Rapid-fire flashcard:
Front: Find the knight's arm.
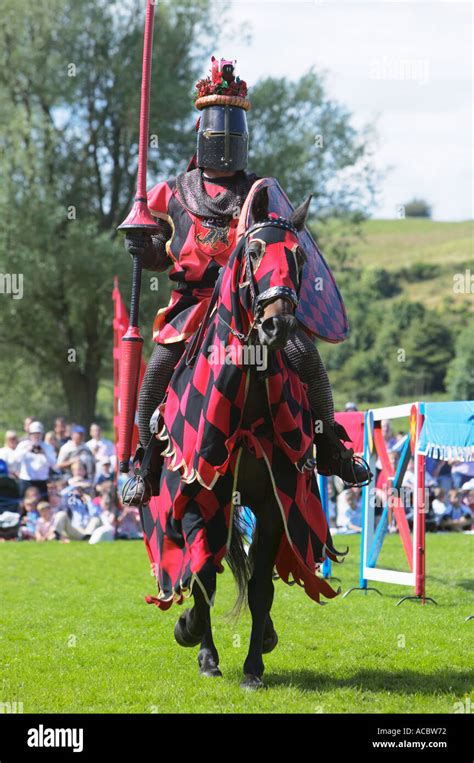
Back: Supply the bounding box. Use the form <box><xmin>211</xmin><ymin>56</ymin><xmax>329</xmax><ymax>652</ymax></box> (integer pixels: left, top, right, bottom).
<box><xmin>124</xmin><ymin>180</ymin><xmax>174</xmax><ymax>272</ymax></box>
<box><xmin>125</xmin><ymin>218</ymin><xmax>173</xmax><ymax>272</ymax></box>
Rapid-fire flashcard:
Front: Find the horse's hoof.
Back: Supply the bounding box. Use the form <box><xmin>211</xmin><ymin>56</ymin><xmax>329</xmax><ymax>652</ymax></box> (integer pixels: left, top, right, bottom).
<box><xmin>200</xmin><ymin>667</ymin><xmax>223</xmax><ymax>678</ymax></box>
<box><xmin>241</xmin><ymin>674</ymin><xmax>266</xmax><ymax>691</ymax></box>
<box><xmin>174</xmin><ymin>610</ymin><xmax>202</xmax><ymax>648</ymax></box>
<box><xmin>198</xmin><ymin>649</ymin><xmax>222</xmax><ymax>678</ymax></box>
<box><xmin>262</xmin><ymin>629</ymin><xmax>278</xmax><ymax>654</ymax></box>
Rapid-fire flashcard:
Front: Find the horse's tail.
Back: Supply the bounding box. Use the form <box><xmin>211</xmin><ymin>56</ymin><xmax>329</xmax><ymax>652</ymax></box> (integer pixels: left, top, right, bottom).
<box><xmin>225</xmin><ymin>509</ymin><xmax>253</xmax><ymax>617</ymax></box>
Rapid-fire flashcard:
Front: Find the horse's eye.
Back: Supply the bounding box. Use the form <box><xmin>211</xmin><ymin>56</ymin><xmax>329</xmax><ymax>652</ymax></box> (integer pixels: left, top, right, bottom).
<box><xmin>248</xmin><ymin>241</ymin><xmax>262</xmax><ymax>260</ymax></box>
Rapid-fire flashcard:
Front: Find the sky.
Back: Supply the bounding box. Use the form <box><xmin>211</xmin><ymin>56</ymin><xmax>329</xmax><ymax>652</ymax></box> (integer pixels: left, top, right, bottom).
<box><xmin>215</xmin><ymin>0</ymin><xmax>473</xmax><ymax>220</ymax></box>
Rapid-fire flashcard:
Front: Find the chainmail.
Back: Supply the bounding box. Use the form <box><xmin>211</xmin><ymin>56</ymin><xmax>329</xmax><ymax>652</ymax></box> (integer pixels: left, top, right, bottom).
<box><xmin>176</xmin><ymin>168</ymin><xmax>258</xmax><ymax>221</ymax></box>
<box><xmin>284</xmin><ymin>329</ymin><xmax>335</xmax><ymax>425</ymax></box>
<box><xmin>137</xmin><ymin>341</ymin><xmax>186</xmax><ymax>446</ymax></box>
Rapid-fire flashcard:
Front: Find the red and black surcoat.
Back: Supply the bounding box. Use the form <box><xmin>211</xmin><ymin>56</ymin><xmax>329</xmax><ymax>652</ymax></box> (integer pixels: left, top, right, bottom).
<box><xmin>147</xmin><ymin>169</ymin><xmax>258</xmax><ymax>344</ymax></box>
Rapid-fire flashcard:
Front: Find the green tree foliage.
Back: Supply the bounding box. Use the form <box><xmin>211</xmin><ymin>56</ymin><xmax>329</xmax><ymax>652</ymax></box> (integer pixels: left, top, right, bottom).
<box><xmin>389</xmin><ymin>314</ymin><xmax>454</xmax><ymax>397</ymax></box>
<box><xmin>0</xmin><ymin>0</ymin><xmax>218</xmax><ymax>426</ymax></box>
<box><xmin>445</xmin><ymin>325</ymin><xmax>474</xmax><ymax>400</ymax></box>
<box><xmin>0</xmin><ymin>4</ymin><xmax>378</xmax><ymax>427</ymax></box>
<box><xmin>403</xmin><ymin>198</ymin><xmax>432</xmax><ymax>218</ymax></box>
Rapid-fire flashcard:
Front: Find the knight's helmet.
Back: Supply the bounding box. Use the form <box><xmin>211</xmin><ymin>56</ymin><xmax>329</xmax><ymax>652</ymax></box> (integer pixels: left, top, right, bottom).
<box><xmin>194</xmin><ymin>56</ymin><xmax>251</xmax><ymax>172</ymax></box>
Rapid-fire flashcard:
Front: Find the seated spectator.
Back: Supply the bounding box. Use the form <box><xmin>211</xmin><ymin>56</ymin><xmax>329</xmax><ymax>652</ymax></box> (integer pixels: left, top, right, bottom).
<box><xmin>35</xmin><ymin>501</ymin><xmax>56</xmax><ymax>541</ymax></box>
<box><xmin>375</xmin><ymin>426</ymin><xmax>399</xmax><ymax>476</ymax></box>
<box><xmin>44</xmin><ymin>431</ymin><xmax>60</xmax><ymax>454</ymax></box>
<box><xmin>440</xmin><ymin>489</ymin><xmax>472</xmax><ymax>532</ymax></box>
<box><xmin>92</xmin><ymin>480</ymin><xmax>114</xmax><ymax>509</ymax></box>
<box><xmin>54</xmin><ymin>484</ymin><xmax>102</xmax><ymax>541</ymax></box>
<box><xmin>46</xmin><ymin>480</ymin><xmax>64</xmax><ymax>514</ymax></box>
<box><xmin>87</xmin><ymin>423</ymin><xmax>114</xmax><ymax>464</ymax></box>
<box><xmin>460</xmin><ymin>482</ymin><xmax>474</xmax><ymax>525</ymax></box>
<box><xmin>56</xmin><ymin>425</ymin><xmax>95</xmax><ymax>480</ymax></box>
<box><xmin>388</xmin><ymin>449</ymin><xmax>400</xmax><ymax>473</ymax></box>
<box><xmin>344</xmin><ymin>402</ymin><xmax>358</xmax><ymax>412</ymax></box>
<box><xmin>336</xmin><ymin>487</ymin><xmax>362</xmax><ymax>533</ymax></box>
<box><xmin>0</xmin><ymin>431</ymin><xmax>19</xmax><ymax>476</ymax></box>
<box><xmin>116</xmin><ymin>504</ymin><xmax>143</xmax><ymax>540</ymax></box>
<box><xmin>0</xmin><ymin>459</ymin><xmax>21</xmax><ymax>540</ymax></box>
<box><xmin>428</xmin><ymin>459</ymin><xmax>453</xmax><ymax>491</ymax></box>
<box><xmin>13</xmin><ymin>422</ymin><xmax>57</xmax><ymax>498</ymax></box>
<box><xmin>89</xmin><ymin>493</ymin><xmax>117</xmax><ymax>544</ymax></box>
<box><xmin>431</xmin><ymin>487</ymin><xmax>448</xmax><ymax>526</ymax></box>
<box><xmin>402</xmin><ymin>457</ymin><xmax>437</xmax><ymax>490</ymax></box>
<box><xmin>382</xmin><ymin>419</ymin><xmax>398</xmax><ymax>451</ymax></box>
<box><xmin>95</xmin><ymin>457</ymin><xmax>115</xmax><ymax>486</ymax></box>
<box><xmin>20</xmin><ymin>417</ymin><xmax>34</xmax><ymax>442</ymax></box>
<box><xmin>68</xmin><ymin>459</ymin><xmax>93</xmax><ymax>494</ymax></box>
<box><xmin>53</xmin><ymin>417</ymin><xmax>70</xmax><ymax>447</ymax></box>
<box><xmin>19</xmin><ymin>486</ymin><xmax>41</xmax><ymax>540</ymax></box>
<box><xmin>341</xmin><ymin>488</ymin><xmax>363</xmax><ymax>534</ymax></box>
<box><xmin>451</xmin><ymin>460</ymin><xmax>474</xmax><ymax>490</ymax></box>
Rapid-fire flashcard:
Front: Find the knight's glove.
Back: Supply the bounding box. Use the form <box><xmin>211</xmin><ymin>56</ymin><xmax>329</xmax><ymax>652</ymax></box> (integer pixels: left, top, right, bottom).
<box><xmin>124</xmin><ymin>221</ymin><xmax>172</xmax><ymax>272</ymax></box>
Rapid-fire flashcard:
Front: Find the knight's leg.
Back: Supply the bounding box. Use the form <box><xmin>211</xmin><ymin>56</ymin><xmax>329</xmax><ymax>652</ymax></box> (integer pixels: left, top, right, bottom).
<box><xmin>137</xmin><ymin>340</ymin><xmax>185</xmax><ymax>446</ymax></box>
<box><xmin>284</xmin><ymin>327</ymin><xmax>334</xmax><ymax>423</ymax></box>
<box><xmin>284</xmin><ymin>328</ymin><xmax>371</xmax><ymax>486</ymax></box>
<box><xmin>123</xmin><ymin>341</ymin><xmax>185</xmax><ymax>504</ymax></box>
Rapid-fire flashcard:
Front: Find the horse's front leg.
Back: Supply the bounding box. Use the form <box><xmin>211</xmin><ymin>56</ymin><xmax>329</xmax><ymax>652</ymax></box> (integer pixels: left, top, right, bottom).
<box><xmin>174</xmin><ymin>558</ymin><xmax>222</xmax><ymax>677</ymax></box>
<box><xmin>242</xmin><ymin>516</ymin><xmax>283</xmax><ymax>690</ymax></box>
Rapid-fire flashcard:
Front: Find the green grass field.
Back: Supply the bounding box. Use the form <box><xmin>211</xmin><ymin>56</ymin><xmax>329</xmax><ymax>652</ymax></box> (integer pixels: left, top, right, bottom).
<box><xmin>1</xmin><ymin>533</ymin><xmax>472</xmax><ymax>714</ymax></box>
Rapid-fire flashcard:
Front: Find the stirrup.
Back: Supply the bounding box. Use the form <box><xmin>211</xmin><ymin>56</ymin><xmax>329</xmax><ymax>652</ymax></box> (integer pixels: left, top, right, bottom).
<box><xmin>122</xmin><ymin>472</ymin><xmax>152</xmax><ymax>507</ymax></box>
<box><xmin>315</xmin><ymin>421</ymin><xmax>373</xmax><ymax>488</ymax></box>
<box><xmin>338</xmin><ymin>453</ymin><xmax>372</xmax><ymax>488</ymax></box>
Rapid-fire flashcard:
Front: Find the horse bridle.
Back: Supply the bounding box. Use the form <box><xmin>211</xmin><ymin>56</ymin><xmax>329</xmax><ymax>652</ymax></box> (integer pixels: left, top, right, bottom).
<box><xmin>185</xmin><ymin>217</ymin><xmax>302</xmax><ymax>365</ymax></box>
<box><xmin>243</xmin><ymin>217</ymin><xmax>300</xmax><ymax>319</ymax></box>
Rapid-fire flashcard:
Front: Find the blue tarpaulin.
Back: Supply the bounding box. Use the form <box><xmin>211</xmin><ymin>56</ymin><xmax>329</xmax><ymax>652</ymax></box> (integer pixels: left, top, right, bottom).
<box><xmin>418</xmin><ymin>401</ymin><xmax>474</xmax><ymax>461</ymax></box>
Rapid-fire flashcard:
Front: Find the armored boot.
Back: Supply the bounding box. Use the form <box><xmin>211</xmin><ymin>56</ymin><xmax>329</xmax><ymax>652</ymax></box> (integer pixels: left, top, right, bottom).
<box><xmin>122</xmin><ymin>437</ymin><xmax>164</xmax><ymax>507</ymax></box>
<box><xmin>314</xmin><ymin>421</ymin><xmax>372</xmax><ymax>487</ymax></box>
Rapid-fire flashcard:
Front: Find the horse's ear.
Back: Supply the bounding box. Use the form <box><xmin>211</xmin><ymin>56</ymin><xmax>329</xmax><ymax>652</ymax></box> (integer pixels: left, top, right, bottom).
<box><xmin>290</xmin><ymin>195</ymin><xmax>312</xmax><ymax>231</ymax></box>
<box><xmin>251</xmin><ymin>186</ymin><xmax>269</xmax><ymax>223</ymax></box>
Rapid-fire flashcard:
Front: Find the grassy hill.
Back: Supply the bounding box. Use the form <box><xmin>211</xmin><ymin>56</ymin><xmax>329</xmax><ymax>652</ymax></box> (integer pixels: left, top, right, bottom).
<box><xmin>334</xmin><ymin>218</ymin><xmax>473</xmax><ymax>310</ymax></box>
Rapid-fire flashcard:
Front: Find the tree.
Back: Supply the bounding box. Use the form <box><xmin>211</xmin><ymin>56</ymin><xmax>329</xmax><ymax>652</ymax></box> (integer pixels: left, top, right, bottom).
<box><xmin>403</xmin><ymin>198</ymin><xmax>432</xmax><ymax>218</ymax></box>
<box><xmin>446</xmin><ymin>325</ymin><xmax>474</xmax><ymax>400</ymax></box>
<box><xmin>0</xmin><ymin>0</ymin><xmax>219</xmax><ymax>426</ymax></box>
<box><xmin>0</xmin><ymin>3</ymin><xmax>378</xmax><ymax>427</ymax></box>
<box><xmin>390</xmin><ymin>314</ymin><xmax>454</xmax><ymax>397</ymax></box>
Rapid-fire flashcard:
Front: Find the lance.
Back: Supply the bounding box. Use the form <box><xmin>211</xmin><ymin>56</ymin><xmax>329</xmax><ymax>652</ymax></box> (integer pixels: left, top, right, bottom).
<box><xmin>117</xmin><ymin>0</ymin><xmax>160</xmax><ymax>473</ymax></box>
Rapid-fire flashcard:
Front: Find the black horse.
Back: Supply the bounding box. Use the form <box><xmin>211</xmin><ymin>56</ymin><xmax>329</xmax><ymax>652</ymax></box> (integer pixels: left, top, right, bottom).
<box><xmin>142</xmin><ymin>187</ymin><xmax>344</xmax><ymax>689</ymax></box>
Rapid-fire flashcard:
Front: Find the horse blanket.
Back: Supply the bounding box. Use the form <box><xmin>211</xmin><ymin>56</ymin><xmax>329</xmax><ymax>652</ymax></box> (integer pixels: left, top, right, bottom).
<box><xmin>140</xmin><ymin>229</ymin><xmax>345</xmax><ymax>610</ymax></box>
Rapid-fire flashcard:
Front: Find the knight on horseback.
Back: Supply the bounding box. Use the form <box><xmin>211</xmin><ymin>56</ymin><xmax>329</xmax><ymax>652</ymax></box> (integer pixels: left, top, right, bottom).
<box><xmin>123</xmin><ymin>57</ymin><xmax>371</xmax><ymax>507</ymax></box>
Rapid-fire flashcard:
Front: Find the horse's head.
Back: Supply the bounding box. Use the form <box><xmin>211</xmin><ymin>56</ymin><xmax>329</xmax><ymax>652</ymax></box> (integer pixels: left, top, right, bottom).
<box><xmin>244</xmin><ymin>187</ymin><xmax>311</xmax><ymax>351</ymax></box>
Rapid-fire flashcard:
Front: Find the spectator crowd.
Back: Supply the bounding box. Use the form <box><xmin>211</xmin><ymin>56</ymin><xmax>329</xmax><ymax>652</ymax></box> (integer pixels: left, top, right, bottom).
<box><xmin>0</xmin><ymin>410</ymin><xmax>472</xmax><ymax>543</ymax></box>
<box><xmin>325</xmin><ymin>415</ymin><xmax>474</xmax><ymax>535</ymax></box>
<box><xmin>0</xmin><ymin>417</ymin><xmax>142</xmax><ymax>544</ymax></box>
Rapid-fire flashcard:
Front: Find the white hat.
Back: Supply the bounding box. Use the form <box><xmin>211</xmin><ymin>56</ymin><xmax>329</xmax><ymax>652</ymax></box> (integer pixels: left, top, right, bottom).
<box><xmin>29</xmin><ymin>421</ymin><xmax>44</xmax><ymax>434</ymax></box>
<box><xmin>460</xmin><ymin>478</ymin><xmax>474</xmax><ymax>491</ymax></box>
